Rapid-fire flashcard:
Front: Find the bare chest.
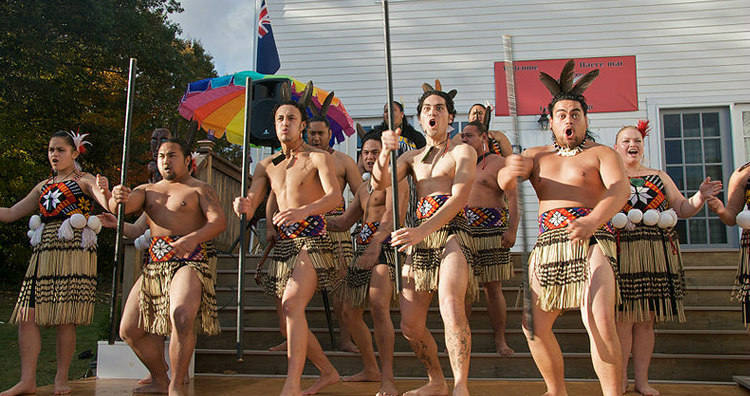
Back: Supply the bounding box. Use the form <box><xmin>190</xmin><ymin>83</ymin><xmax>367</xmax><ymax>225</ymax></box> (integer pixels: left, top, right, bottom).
<box><xmin>363</xmin><ymin>188</ymin><xmax>387</xmax><ymax>222</ymax></box>
<box><xmin>533</xmin><ymin>153</ymin><xmax>602</xmax><ymax>190</ymax></box>
<box><xmin>267</xmin><ymin>157</ymin><xmax>317</xmax><ymax>193</ymax></box>
<box><xmin>146</xmin><ymin>187</ymin><xmax>198</xmax><ymax>212</ymax></box>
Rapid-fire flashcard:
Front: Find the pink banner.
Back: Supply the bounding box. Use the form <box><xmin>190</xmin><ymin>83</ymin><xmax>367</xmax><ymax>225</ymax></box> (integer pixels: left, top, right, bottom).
<box><xmin>494</xmin><ymin>56</ymin><xmax>638</xmax><ymax>116</ymax></box>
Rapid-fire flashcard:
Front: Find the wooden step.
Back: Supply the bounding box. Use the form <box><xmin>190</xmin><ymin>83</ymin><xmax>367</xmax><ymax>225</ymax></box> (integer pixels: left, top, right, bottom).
<box><xmin>197</xmin><ymin>326</ymin><xmax>750</xmax><ymax>356</ymax></box>
<box><xmin>216</xmin><ymin>305</ymin><xmax>748</xmax><ymax>331</ymax></box>
<box><xmin>194</xmin><ymin>348</ymin><xmax>750</xmax><ymax>382</ymax></box>
<box><xmin>683</xmin><ymin>265</ymin><xmax>737</xmax><ymax>286</ymax></box>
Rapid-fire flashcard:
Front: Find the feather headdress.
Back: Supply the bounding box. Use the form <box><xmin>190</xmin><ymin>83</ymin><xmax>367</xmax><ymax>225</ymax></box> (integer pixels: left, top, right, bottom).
<box><xmin>538</xmin><ymin>59</ymin><xmax>599</xmax><ymax>101</ymax></box>
<box><xmin>636</xmin><ymin>119</ymin><xmax>651</xmax><ymax>138</ymax></box>
<box><xmin>68</xmin><ymin>130</ymin><xmax>92</xmax><ymax>153</ymax></box>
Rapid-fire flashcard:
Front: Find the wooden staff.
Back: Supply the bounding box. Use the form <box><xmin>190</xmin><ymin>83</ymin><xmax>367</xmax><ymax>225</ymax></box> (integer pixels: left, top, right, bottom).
<box><xmin>381</xmin><ymin>0</ymin><xmax>402</xmax><ymax>292</ymax></box>
<box><xmin>502</xmin><ymin>35</ymin><xmax>533</xmax><ymax>339</ymax></box>
<box><xmin>236</xmin><ymin>76</ymin><xmax>254</xmax><ymax>361</ymax></box>
<box><xmin>109</xmin><ymin>58</ymin><xmax>137</xmax><ymax>344</ymax></box>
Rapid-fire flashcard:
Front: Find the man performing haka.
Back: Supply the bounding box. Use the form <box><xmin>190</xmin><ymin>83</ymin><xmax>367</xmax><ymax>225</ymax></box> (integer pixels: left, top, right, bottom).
<box><xmin>458</xmin><ymin>120</ymin><xmax>519</xmax><ymax>356</ymax></box>
<box><xmin>373</xmin><ymin>83</ymin><xmax>477</xmax><ymax>396</ymax></box>
<box><xmin>233</xmin><ymin>98</ymin><xmax>343</xmax><ymax>396</ymax></box>
<box><xmin>326</xmin><ymin>132</ymin><xmax>408</xmax><ymax>396</ymax></box>
<box><xmin>501</xmin><ymin>60</ymin><xmax>629</xmax><ymax>396</ymax></box>
<box><xmin>306</xmin><ymin>93</ymin><xmax>363</xmax><ymax>353</ymax></box>
<box><xmin>110</xmin><ymin>138</ymin><xmax>227</xmax><ymax>396</ymax></box>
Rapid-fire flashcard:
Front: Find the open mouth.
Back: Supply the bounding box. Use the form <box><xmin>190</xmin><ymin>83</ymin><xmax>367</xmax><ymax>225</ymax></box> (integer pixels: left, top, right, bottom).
<box><xmin>565</xmin><ymin>127</ymin><xmax>574</xmax><ymax>138</ymax></box>
<box><xmin>628</xmin><ymin>148</ymin><xmax>639</xmax><ymax>155</ymax></box>
<box><xmin>429</xmin><ymin>119</ymin><xmax>436</xmax><ymax>127</ymax></box>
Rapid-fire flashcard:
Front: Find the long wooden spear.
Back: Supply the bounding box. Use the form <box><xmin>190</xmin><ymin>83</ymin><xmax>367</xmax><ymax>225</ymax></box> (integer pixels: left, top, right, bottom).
<box><xmin>236</xmin><ymin>77</ymin><xmax>254</xmax><ymax>361</ymax></box>
<box><xmin>109</xmin><ymin>58</ymin><xmax>137</xmax><ymax>344</ymax></box>
<box><xmin>381</xmin><ymin>0</ymin><xmax>402</xmax><ymax>292</ymax></box>
<box><xmin>502</xmin><ymin>35</ymin><xmax>533</xmax><ymax>339</ymax></box>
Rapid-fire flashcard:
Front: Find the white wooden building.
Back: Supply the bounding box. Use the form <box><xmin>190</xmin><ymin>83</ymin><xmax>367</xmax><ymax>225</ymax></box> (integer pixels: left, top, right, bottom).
<box><xmin>263</xmin><ymin>0</ymin><xmax>750</xmax><ymax>249</ymax></box>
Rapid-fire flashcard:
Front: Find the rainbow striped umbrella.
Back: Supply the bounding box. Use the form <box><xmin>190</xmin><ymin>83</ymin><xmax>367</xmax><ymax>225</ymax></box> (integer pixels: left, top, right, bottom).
<box><xmin>178</xmin><ymin>71</ymin><xmax>356</xmax><ymax>146</ymax></box>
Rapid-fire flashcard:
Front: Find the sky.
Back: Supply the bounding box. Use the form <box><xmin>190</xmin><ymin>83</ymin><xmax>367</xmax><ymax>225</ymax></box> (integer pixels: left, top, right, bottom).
<box><xmin>169</xmin><ymin>0</ymin><xmax>256</xmax><ymax>76</ymax></box>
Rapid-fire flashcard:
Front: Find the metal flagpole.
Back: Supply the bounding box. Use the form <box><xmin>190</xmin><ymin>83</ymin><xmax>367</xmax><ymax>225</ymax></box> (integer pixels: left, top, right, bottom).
<box><xmin>502</xmin><ymin>35</ymin><xmax>533</xmax><ymax>339</ymax></box>
<box><xmin>109</xmin><ymin>58</ymin><xmax>137</xmax><ymax>344</ymax></box>
<box><xmin>236</xmin><ymin>77</ymin><xmax>254</xmax><ymax>361</ymax></box>
<box><xmin>381</xmin><ymin>0</ymin><xmax>402</xmax><ymax>293</ymax></box>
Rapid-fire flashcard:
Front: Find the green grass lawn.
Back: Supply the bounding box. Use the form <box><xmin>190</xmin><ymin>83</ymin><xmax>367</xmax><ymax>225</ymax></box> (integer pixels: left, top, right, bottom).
<box><xmin>0</xmin><ymin>289</ymin><xmax>112</xmax><ymax>390</ymax></box>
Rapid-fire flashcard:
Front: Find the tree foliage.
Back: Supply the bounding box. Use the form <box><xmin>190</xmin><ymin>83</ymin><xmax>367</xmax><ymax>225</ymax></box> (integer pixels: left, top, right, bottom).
<box><xmin>0</xmin><ymin>0</ymin><xmax>217</xmax><ymax>284</ymax></box>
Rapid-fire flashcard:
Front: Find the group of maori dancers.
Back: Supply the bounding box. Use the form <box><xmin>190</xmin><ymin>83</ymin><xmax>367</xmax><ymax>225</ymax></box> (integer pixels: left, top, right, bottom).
<box><xmin>1</xmin><ymin>59</ymin><xmax>747</xmax><ymax>396</ymax></box>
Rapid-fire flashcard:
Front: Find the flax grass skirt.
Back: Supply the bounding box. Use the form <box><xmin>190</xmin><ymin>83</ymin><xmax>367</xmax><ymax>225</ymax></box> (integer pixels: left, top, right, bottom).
<box><xmin>11</xmin><ymin>219</ymin><xmax>97</xmax><ymax>326</ymax></box>
<box><xmin>616</xmin><ymin>226</ymin><xmax>686</xmax><ymax>323</ymax></box>
<box><xmin>263</xmin><ymin>235</ymin><xmax>343</xmax><ymax>298</ymax></box>
<box><xmin>411</xmin><ymin>217</ymin><xmax>474</xmax><ymax>299</ymax></box>
<box><xmin>529</xmin><ymin>228</ymin><xmax>618</xmax><ymax>312</ymax></box>
<box><xmin>139</xmin><ymin>253</ymin><xmax>220</xmax><ymax>336</ymax></box>
<box><xmin>457</xmin><ymin>223</ymin><xmax>513</xmax><ymax>286</ymax></box>
<box><xmin>340</xmin><ymin>243</ymin><xmax>400</xmax><ymax>308</ymax></box>
<box><xmin>736</xmin><ymin>230</ymin><xmax>750</xmax><ymax>329</ymax></box>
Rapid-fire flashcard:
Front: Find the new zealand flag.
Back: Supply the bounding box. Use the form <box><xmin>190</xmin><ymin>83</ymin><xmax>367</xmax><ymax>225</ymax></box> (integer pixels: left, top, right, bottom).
<box><xmin>256</xmin><ymin>0</ymin><xmax>281</xmax><ymax>74</ymax></box>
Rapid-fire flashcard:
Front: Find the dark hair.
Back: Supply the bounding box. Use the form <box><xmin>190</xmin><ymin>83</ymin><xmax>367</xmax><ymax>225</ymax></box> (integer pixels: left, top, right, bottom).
<box><xmin>360</xmin><ymin>131</ymin><xmax>382</xmax><ymax>149</ymax></box>
<box><xmin>385</xmin><ymin>101</ymin><xmax>404</xmax><ymax>113</ymax></box>
<box><xmin>51</xmin><ymin>130</ymin><xmax>76</xmax><ymax>150</ymax></box>
<box><xmin>158</xmin><ymin>137</ymin><xmax>191</xmax><ymax>158</ymax></box>
<box><xmin>308</xmin><ymin>115</ymin><xmax>330</xmax><ymax>128</ymax></box>
<box><xmin>272</xmin><ymin>100</ymin><xmax>308</xmax><ymax>123</ymax></box>
<box><xmin>465</xmin><ymin>120</ymin><xmax>487</xmax><ymax>135</ymax></box>
<box><xmin>547</xmin><ymin>92</ymin><xmax>589</xmax><ymax>117</ymax></box>
<box><xmin>417</xmin><ymin>91</ymin><xmax>456</xmax><ymax>116</ymax></box>
<box><xmin>469</xmin><ymin>103</ymin><xmax>486</xmax><ymax>112</ymax></box>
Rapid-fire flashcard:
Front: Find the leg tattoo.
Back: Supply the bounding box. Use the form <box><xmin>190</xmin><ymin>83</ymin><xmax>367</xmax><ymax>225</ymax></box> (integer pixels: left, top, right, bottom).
<box><xmin>445</xmin><ymin>327</ymin><xmax>471</xmax><ymax>371</ymax></box>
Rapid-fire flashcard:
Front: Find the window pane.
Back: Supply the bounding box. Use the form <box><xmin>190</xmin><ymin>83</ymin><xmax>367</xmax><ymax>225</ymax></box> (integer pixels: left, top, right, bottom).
<box><xmin>709</xmin><ymin>219</ymin><xmax>728</xmax><ymax>244</ymax></box>
<box><xmin>675</xmin><ymin>220</ymin><xmax>687</xmax><ymax>244</ymax></box>
<box><xmin>702</xmin><ymin>112</ymin><xmax>720</xmax><ymax>137</ymax></box>
<box><xmin>684</xmin><ymin>140</ymin><xmax>702</xmax><ymax>164</ymax></box>
<box><xmin>685</xmin><ymin>166</ymin><xmax>704</xmax><ymax>190</ymax></box>
<box><xmin>744</xmin><ymin>111</ymin><xmax>750</xmax><ymax>136</ymax></box>
<box><xmin>665</xmin><ymin>140</ymin><xmax>683</xmax><ymax>164</ymax></box>
<box><xmin>745</xmin><ymin>138</ymin><xmax>750</xmax><ymax>162</ymax></box>
<box><xmin>667</xmin><ymin>166</ymin><xmax>684</xmax><ymax>190</ymax></box>
<box><xmin>664</xmin><ymin>114</ymin><xmax>681</xmax><ymax>138</ymax></box>
<box><xmin>683</xmin><ymin>113</ymin><xmax>700</xmax><ymax>137</ymax></box>
<box><xmin>704</xmin><ymin>138</ymin><xmax>721</xmax><ymax>163</ymax></box>
<box><xmin>705</xmin><ymin>165</ymin><xmax>723</xmax><ymax>183</ymax></box>
<box><xmin>688</xmin><ymin>218</ymin><xmax>707</xmax><ymax>244</ymax></box>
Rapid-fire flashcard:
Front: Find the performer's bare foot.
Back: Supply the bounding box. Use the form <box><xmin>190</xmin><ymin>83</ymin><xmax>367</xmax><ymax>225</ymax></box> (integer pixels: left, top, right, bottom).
<box><xmin>342</xmin><ymin>369</ymin><xmax>380</xmax><ymax>382</ymax></box>
<box><xmin>268</xmin><ymin>340</ymin><xmax>287</xmax><ymax>351</ymax></box>
<box><xmin>0</xmin><ymin>380</ymin><xmax>36</xmax><ymax>396</ymax></box>
<box><xmin>139</xmin><ymin>372</ymin><xmax>190</xmax><ymax>384</ymax></box>
<box><xmin>401</xmin><ymin>380</ymin><xmax>449</xmax><ymax>396</ymax></box>
<box><xmin>133</xmin><ymin>382</ymin><xmax>169</xmax><ymax>394</ymax></box>
<box><xmin>495</xmin><ymin>341</ymin><xmax>515</xmax><ymax>356</ymax></box>
<box><xmin>338</xmin><ymin>340</ymin><xmax>360</xmax><ymax>353</ymax></box>
<box><xmin>302</xmin><ymin>370</ymin><xmax>340</xmax><ymax>395</ymax></box>
<box><xmin>375</xmin><ymin>378</ymin><xmax>399</xmax><ymax>396</ymax></box>
<box><xmin>53</xmin><ymin>374</ymin><xmax>71</xmax><ymax>395</ymax></box>
<box><xmin>635</xmin><ymin>383</ymin><xmax>659</xmax><ymax>396</ymax></box>
<box><xmin>168</xmin><ymin>383</ymin><xmax>189</xmax><ymax>396</ymax></box>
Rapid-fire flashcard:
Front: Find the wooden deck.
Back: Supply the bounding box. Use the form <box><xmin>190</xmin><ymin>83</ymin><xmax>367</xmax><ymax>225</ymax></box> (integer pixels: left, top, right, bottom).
<box><xmin>36</xmin><ymin>376</ymin><xmax>750</xmax><ymax>395</ymax></box>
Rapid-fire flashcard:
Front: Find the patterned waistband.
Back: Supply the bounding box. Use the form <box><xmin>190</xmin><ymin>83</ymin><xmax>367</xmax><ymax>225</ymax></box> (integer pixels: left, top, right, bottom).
<box><xmin>538</xmin><ymin>207</ymin><xmax>614</xmax><ymax>234</ymax></box>
<box><xmin>358</xmin><ymin>221</ymin><xmax>392</xmax><ymax>245</ymax></box>
<box><xmin>416</xmin><ymin>195</ymin><xmax>450</xmax><ymax>220</ymax></box>
<box><xmin>278</xmin><ymin>215</ymin><xmax>327</xmax><ymax>239</ymax></box>
<box><xmin>325</xmin><ymin>202</ymin><xmax>345</xmax><ymax>217</ymax></box>
<box><xmin>148</xmin><ymin>236</ymin><xmax>208</xmax><ymax>263</ymax></box>
<box><xmin>463</xmin><ymin>207</ymin><xmax>508</xmax><ymax>227</ymax></box>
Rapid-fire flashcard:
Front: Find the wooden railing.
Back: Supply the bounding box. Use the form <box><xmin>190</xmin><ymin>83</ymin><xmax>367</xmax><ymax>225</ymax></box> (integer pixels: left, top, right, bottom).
<box><xmin>192</xmin><ymin>139</ymin><xmax>249</xmax><ymax>253</ymax></box>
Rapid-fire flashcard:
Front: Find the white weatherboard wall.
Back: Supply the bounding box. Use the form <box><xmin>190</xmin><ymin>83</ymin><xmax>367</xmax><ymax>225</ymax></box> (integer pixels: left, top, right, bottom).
<box><xmin>262</xmin><ymin>0</ymin><xmax>750</xmax><ymax>245</ymax></box>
